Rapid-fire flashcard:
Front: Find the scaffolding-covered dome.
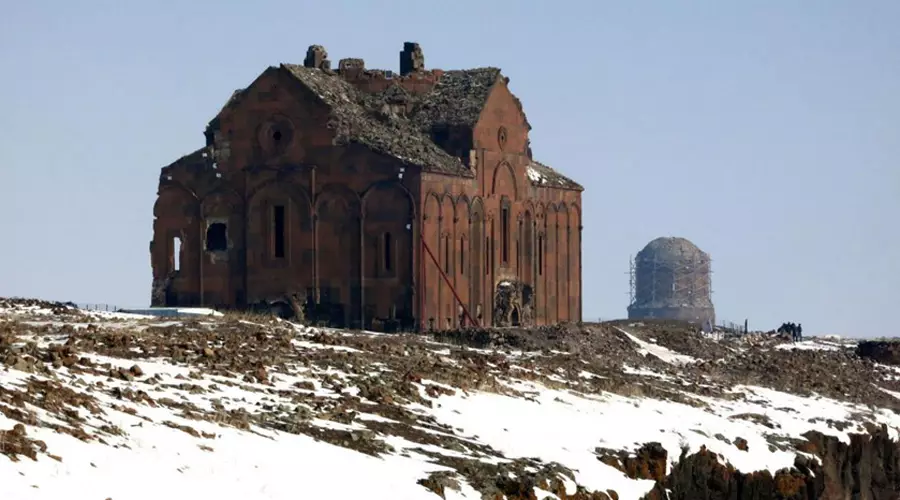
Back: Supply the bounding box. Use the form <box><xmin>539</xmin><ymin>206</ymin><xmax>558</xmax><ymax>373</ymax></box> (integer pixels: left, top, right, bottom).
<box><xmin>628</xmin><ymin>236</ymin><xmax>715</xmax><ymax>326</ymax></box>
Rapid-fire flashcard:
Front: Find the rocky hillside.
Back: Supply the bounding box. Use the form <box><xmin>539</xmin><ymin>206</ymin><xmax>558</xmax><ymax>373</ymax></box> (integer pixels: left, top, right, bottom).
<box><xmin>1</xmin><ymin>298</ymin><xmax>899</xmax><ymax>500</ymax></box>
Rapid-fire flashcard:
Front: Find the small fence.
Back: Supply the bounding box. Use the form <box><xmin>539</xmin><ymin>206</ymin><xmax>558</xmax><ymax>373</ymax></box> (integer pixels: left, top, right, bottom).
<box><xmin>76</xmin><ymin>303</ymin><xmax>126</xmax><ymax>313</ymax></box>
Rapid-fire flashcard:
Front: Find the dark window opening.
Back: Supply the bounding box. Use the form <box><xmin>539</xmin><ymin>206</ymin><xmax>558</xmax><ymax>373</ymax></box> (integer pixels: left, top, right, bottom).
<box><xmin>433</xmin><ymin>127</ymin><xmax>450</xmax><ymax>146</ymax></box>
<box><xmin>538</xmin><ymin>235</ymin><xmax>544</xmax><ymax>275</ymax></box>
<box><xmin>444</xmin><ymin>236</ymin><xmax>450</xmax><ymax>274</ymax></box>
<box><xmin>173</xmin><ymin>237</ymin><xmax>182</xmax><ymax>272</ymax></box>
<box><xmin>273</xmin><ymin>205</ymin><xmax>286</xmax><ymax>258</ymax></box>
<box><xmin>500</xmin><ymin>206</ymin><xmax>509</xmax><ymax>264</ymax></box>
<box><xmin>459</xmin><ymin>238</ymin><xmax>465</xmax><ymax>273</ymax></box>
<box><xmin>206</xmin><ymin>223</ymin><xmax>227</xmax><ymax>252</ymax></box>
<box><xmin>383</xmin><ymin>232</ymin><xmax>393</xmax><ymax>272</ymax></box>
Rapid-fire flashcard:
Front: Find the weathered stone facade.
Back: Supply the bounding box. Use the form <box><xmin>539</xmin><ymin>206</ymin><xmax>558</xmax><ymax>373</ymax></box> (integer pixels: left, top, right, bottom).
<box><xmin>150</xmin><ymin>43</ymin><xmax>584</xmax><ymax>331</ymax></box>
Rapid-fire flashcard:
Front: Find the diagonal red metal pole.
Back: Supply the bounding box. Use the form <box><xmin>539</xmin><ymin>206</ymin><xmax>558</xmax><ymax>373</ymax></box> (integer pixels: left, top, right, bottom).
<box><xmin>421</xmin><ymin>235</ymin><xmax>479</xmax><ymax>328</ymax></box>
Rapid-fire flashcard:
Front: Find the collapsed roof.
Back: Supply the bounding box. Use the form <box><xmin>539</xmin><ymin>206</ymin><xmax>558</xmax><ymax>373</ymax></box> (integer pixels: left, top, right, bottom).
<box><xmin>207</xmin><ymin>51</ymin><xmax>581</xmax><ymax>190</ymax></box>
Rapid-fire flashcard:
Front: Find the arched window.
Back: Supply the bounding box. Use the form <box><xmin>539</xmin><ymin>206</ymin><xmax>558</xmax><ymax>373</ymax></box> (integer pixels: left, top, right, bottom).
<box><xmin>206</xmin><ymin>223</ymin><xmax>227</xmax><ymax>252</ymax></box>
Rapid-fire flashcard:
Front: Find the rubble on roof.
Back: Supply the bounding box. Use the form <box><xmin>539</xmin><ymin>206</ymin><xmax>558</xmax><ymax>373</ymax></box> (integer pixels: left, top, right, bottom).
<box><xmin>408</xmin><ymin>68</ymin><xmax>501</xmax><ymax>133</ymax></box>
<box><xmin>198</xmin><ymin>58</ymin><xmax>578</xmax><ymax>190</ymax></box>
<box><xmin>526</xmin><ymin>160</ymin><xmax>583</xmax><ymax>191</ymax></box>
<box><xmin>281</xmin><ymin>64</ymin><xmax>468</xmax><ymax>176</ymax></box>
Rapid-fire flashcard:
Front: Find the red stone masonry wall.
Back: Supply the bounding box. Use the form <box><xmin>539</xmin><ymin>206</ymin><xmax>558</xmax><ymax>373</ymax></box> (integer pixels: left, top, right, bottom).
<box><xmin>151</xmin><ymin>50</ymin><xmax>582</xmax><ymax>332</ymax></box>
<box><xmin>151</xmin><ymin>69</ymin><xmax>420</xmax><ymax>329</ymax></box>
<box><xmin>419</xmin><ymin>79</ymin><xmax>582</xmax><ymax>329</ymax></box>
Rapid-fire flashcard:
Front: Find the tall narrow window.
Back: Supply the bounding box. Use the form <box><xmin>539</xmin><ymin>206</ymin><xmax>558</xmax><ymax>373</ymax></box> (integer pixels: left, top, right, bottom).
<box><xmin>273</xmin><ymin>205</ymin><xmax>286</xmax><ymax>258</ymax></box>
<box><xmin>500</xmin><ymin>206</ymin><xmax>509</xmax><ymax>264</ymax></box>
<box><xmin>444</xmin><ymin>236</ymin><xmax>450</xmax><ymax>274</ymax></box>
<box><xmin>538</xmin><ymin>234</ymin><xmax>544</xmax><ymax>275</ymax></box>
<box><xmin>173</xmin><ymin>237</ymin><xmax>182</xmax><ymax>272</ymax></box>
<box><xmin>459</xmin><ymin>237</ymin><xmax>465</xmax><ymax>273</ymax></box>
<box><xmin>383</xmin><ymin>232</ymin><xmax>393</xmax><ymax>272</ymax></box>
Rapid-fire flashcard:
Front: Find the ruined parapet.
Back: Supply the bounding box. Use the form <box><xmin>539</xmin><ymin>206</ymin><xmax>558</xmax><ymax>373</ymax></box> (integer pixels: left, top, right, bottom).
<box><xmin>304</xmin><ymin>45</ymin><xmax>331</xmax><ymax>70</ymax></box>
<box><xmin>493</xmin><ymin>280</ymin><xmax>534</xmax><ymax>327</ymax></box>
<box><xmin>627</xmin><ymin>237</ymin><xmax>715</xmax><ymax>327</ymax></box>
<box><xmin>338</xmin><ymin>58</ymin><xmax>365</xmax><ymax>79</ymax></box>
<box><xmin>331</xmin><ymin>43</ymin><xmax>439</xmax><ymax>94</ymax></box>
<box><xmin>400</xmin><ymin>42</ymin><xmax>425</xmax><ymax>76</ymax></box>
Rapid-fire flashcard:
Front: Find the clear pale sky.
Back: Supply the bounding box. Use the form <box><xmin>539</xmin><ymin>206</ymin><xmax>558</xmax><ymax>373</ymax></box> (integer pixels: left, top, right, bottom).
<box><xmin>1</xmin><ymin>1</ymin><xmax>897</xmax><ymax>337</ymax></box>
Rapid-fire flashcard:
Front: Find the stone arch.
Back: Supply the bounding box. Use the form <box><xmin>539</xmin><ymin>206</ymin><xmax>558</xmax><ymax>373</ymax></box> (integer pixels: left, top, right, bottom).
<box><xmin>455</xmin><ymin>194</ymin><xmax>471</xmax><ymax>225</ymax></box>
<box><xmin>154</xmin><ymin>184</ymin><xmax>199</xmax><ymax>218</ymax></box>
<box><xmin>315</xmin><ymin>184</ymin><xmax>362</xmax><ymax>328</ymax></box>
<box><xmin>248</xmin><ymin>179</ymin><xmax>313</xmax><ymax>214</ymax></box>
<box><xmin>362</xmin><ymin>180</ymin><xmax>415</xmax><ymax>322</ymax></box>
<box><xmin>246</xmin><ymin>179</ymin><xmax>313</xmax><ymax>291</ymax></box>
<box><xmin>534</xmin><ymin>201</ymin><xmax>546</xmax><ymax>220</ymax></box>
<box><xmin>424</xmin><ymin>191</ymin><xmax>441</xmax><ymax>220</ymax></box>
<box><xmin>201</xmin><ymin>188</ymin><xmax>243</xmax><ymax>218</ymax></box>
<box><xmin>316</xmin><ymin>183</ymin><xmax>362</xmax><ymax>218</ymax></box>
<box><xmin>362</xmin><ymin>180</ymin><xmax>416</xmax><ymax>218</ymax></box>
<box><xmin>439</xmin><ymin>192</ymin><xmax>455</xmax><ymax>218</ymax></box>
<box><xmin>491</xmin><ymin>161</ymin><xmax>518</xmax><ymax>200</ymax></box>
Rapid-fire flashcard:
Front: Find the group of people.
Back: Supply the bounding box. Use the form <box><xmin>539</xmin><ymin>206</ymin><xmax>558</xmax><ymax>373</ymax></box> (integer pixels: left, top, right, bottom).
<box><xmin>777</xmin><ymin>322</ymin><xmax>803</xmax><ymax>342</ymax></box>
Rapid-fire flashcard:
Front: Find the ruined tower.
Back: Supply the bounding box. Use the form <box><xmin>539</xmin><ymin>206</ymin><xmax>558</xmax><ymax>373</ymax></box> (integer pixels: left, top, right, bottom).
<box><xmin>627</xmin><ymin>237</ymin><xmax>715</xmax><ymax>327</ymax></box>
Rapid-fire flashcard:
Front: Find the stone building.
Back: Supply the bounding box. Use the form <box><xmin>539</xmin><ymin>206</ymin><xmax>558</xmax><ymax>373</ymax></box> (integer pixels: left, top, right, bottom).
<box><xmin>627</xmin><ymin>237</ymin><xmax>715</xmax><ymax>327</ymax></box>
<box><xmin>150</xmin><ymin>42</ymin><xmax>583</xmax><ymax>331</ymax></box>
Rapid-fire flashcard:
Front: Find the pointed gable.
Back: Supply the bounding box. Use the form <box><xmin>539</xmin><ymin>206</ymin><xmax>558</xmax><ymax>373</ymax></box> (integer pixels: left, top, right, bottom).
<box><xmin>408</xmin><ymin>68</ymin><xmax>501</xmax><ymax>133</ymax></box>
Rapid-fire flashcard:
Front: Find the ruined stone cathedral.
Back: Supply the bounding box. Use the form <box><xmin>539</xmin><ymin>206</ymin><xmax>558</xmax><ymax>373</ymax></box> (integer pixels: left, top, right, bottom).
<box><xmin>150</xmin><ymin>42</ymin><xmax>584</xmax><ymax>331</ymax></box>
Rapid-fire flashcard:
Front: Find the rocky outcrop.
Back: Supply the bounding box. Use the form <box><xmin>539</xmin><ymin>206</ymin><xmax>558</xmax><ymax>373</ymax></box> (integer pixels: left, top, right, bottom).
<box><xmin>634</xmin><ymin>426</ymin><xmax>900</xmax><ymax>500</ymax></box>
<box><xmin>857</xmin><ymin>341</ymin><xmax>900</xmax><ymax>366</ymax></box>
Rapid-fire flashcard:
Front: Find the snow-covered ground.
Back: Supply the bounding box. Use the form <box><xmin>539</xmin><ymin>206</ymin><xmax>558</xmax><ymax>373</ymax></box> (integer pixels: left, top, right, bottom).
<box><xmin>1</xmin><ymin>299</ymin><xmax>898</xmax><ymax>500</ymax></box>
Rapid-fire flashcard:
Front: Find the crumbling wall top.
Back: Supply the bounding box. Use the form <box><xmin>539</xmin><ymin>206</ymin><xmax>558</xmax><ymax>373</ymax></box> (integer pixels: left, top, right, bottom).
<box><xmin>400</xmin><ymin>42</ymin><xmax>425</xmax><ymax>76</ymax></box>
<box><xmin>304</xmin><ymin>45</ymin><xmax>331</xmax><ymax>70</ymax></box>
